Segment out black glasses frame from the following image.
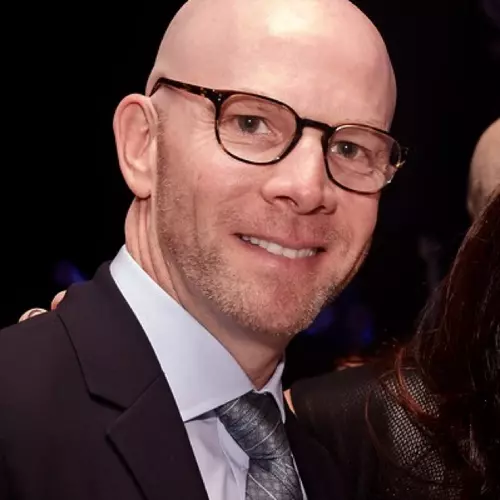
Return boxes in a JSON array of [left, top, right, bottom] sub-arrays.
[[150, 77, 408, 194]]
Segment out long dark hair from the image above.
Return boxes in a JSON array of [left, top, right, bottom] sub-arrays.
[[396, 189, 500, 498]]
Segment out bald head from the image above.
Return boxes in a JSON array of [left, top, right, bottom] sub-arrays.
[[113, 0, 402, 371], [146, 0, 396, 127], [467, 118, 500, 219]]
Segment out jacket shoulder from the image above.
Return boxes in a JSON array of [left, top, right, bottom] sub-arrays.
[[0, 311, 69, 364], [0, 311, 80, 408]]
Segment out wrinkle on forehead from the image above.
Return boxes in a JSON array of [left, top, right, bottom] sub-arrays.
[[146, 0, 396, 124]]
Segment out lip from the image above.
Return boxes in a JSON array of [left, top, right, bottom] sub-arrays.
[[235, 233, 327, 252]]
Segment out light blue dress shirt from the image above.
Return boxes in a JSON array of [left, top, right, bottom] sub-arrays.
[[109, 246, 306, 500]]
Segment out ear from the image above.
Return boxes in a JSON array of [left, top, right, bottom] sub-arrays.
[[113, 94, 159, 199]]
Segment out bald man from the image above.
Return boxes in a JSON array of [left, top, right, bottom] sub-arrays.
[[467, 118, 500, 219], [0, 1, 405, 499]]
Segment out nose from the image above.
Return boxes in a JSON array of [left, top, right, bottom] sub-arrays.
[[260, 131, 337, 215]]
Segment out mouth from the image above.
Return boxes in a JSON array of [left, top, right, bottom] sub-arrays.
[[238, 234, 325, 259]]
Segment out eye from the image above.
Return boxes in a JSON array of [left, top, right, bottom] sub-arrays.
[[236, 116, 270, 134], [331, 141, 362, 159]]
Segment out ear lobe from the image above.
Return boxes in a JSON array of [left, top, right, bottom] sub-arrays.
[[113, 94, 159, 199]]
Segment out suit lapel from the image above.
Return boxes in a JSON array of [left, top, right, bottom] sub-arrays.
[[108, 375, 209, 500], [56, 262, 344, 500], [57, 263, 209, 500], [285, 406, 346, 500]]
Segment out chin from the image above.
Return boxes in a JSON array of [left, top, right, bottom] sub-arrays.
[[227, 296, 324, 339], [192, 258, 337, 336]]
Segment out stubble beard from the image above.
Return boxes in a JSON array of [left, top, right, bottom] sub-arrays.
[[155, 133, 357, 339]]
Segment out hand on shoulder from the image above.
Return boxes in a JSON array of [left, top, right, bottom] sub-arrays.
[[18, 290, 66, 322]]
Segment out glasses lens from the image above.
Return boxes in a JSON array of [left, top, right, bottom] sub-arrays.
[[327, 125, 400, 193], [217, 94, 296, 163]]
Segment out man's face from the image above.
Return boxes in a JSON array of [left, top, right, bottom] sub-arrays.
[[151, 8, 394, 338]]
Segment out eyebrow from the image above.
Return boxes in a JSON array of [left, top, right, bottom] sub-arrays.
[[342, 118, 389, 131]]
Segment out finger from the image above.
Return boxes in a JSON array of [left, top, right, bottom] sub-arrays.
[[51, 290, 67, 310], [283, 389, 295, 414], [18, 308, 48, 322]]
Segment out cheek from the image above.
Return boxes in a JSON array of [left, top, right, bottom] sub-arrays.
[[191, 170, 248, 237], [175, 156, 247, 239], [340, 194, 379, 247], [186, 144, 262, 214], [165, 107, 264, 201]]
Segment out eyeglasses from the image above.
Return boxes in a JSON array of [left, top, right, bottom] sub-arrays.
[[150, 77, 408, 194]]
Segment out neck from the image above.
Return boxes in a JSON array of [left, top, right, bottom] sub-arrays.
[[124, 198, 284, 389]]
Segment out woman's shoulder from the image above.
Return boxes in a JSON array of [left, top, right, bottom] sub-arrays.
[[290, 362, 396, 497], [291, 361, 390, 424], [291, 361, 461, 499], [290, 358, 437, 451]]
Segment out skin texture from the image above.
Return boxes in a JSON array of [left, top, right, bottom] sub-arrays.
[[24, 0, 397, 389], [467, 118, 500, 219]]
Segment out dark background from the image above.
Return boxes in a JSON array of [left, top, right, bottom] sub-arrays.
[[2, 1, 499, 380]]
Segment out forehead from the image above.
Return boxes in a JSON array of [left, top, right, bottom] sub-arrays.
[[232, 38, 392, 128], [180, 43, 392, 130]]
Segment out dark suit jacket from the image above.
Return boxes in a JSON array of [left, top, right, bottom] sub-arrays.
[[0, 263, 344, 500]]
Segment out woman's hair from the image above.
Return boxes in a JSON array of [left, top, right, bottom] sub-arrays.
[[396, 189, 500, 498]]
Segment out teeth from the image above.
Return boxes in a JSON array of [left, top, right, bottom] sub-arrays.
[[241, 235, 317, 259]]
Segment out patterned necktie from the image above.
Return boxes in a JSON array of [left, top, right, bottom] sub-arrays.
[[215, 391, 304, 500]]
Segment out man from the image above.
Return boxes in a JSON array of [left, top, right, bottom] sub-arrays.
[[467, 118, 500, 219], [0, 0, 404, 498]]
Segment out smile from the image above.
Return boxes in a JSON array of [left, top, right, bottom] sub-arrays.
[[240, 235, 319, 259]]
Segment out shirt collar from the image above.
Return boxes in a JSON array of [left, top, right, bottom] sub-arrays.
[[109, 246, 286, 422]]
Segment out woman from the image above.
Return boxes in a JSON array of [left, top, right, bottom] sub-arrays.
[[289, 190, 500, 499]]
